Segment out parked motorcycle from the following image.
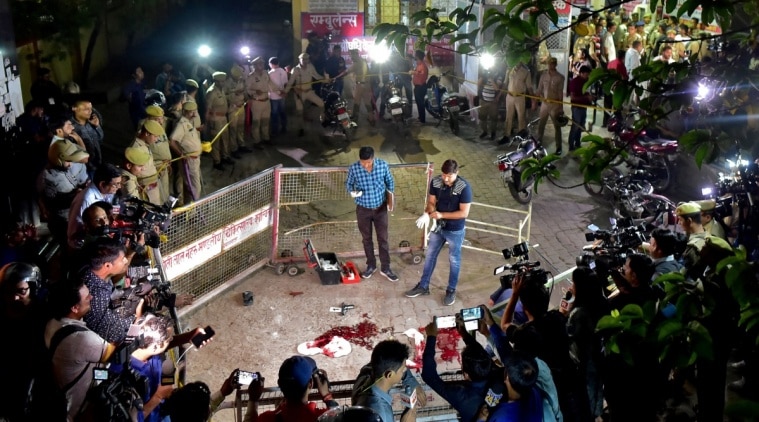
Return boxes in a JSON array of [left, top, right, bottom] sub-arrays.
[[605, 111, 679, 192], [425, 73, 469, 135], [381, 75, 412, 127], [321, 82, 356, 141], [586, 169, 679, 230], [494, 118, 548, 204]]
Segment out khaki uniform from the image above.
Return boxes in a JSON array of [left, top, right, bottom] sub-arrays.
[[504, 64, 532, 137], [625, 33, 642, 49], [286, 63, 325, 121], [536, 69, 565, 148], [120, 168, 142, 201], [704, 219, 727, 241], [225, 76, 247, 149], [129, 137, 161, 205], [245, 70, 279, 145], [170, 116, 203, 204], [148, 130, 172, 204], [205, 83, 231, 164], [681, 231, 709, 278], [349, 57, 373, 122]]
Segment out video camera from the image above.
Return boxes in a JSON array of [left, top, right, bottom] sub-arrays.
[[493, 242, 548, 290], [111, 265, 177, 314], [104, 196, 176, 249], [576, 219, 647, 279]]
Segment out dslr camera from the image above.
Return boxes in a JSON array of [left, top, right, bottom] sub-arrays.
[[494, 242, 548, 290]]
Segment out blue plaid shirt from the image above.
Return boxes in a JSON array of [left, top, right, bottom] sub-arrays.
[[346, 158, 394, 209]]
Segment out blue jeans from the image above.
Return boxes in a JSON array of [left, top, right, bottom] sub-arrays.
[[419, 228, 465, 291], [568, 106, 587, 150], [270, 99, 287, 133]]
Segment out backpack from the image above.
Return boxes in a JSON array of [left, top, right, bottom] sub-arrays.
[[27, 323, 90, 421]]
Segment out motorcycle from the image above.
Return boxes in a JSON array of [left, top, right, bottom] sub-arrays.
[[604, 110, 679, 192], [320, 82, 356, 141], [425, 73, 469, 135], [381, 75, 412, 126], [586, 168, 679, 230], [494, 118, 548, 204]]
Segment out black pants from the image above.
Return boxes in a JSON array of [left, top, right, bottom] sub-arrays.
[[356, 205, 390, 271], [414, 84, 427, 123]]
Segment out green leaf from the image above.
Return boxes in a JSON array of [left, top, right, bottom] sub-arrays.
[[665, 0, 678, 13], [657, 319, 683, 342], [596, 315, 624, 332], [694, 143, 711, 169], [620, 304, 643, 318], [612, 85, 629, 109]]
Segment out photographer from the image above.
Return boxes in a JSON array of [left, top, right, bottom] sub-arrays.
[[67, 163, 122, 250], [421, 316, 496, 422], [647, 227, 683, 279], [244, 355, 338, 421], [608, 253, 656, 311]]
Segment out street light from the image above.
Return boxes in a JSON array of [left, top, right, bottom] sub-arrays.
[[369, 41, 391, 64], [480, 53, 495, 70], [240, 46, 250, 56], [197, 44, 212, 58]]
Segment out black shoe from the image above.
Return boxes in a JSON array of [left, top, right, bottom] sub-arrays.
[[223, 157, 235, 165], [443, 289, 457, 306], [213, 163, 225, 171], [253, 143, 265, 150], [498, 136, 510, 145], [490, 132, 496, 140], [479, 131, 488, 139], [238, 146, 253, 153], [361, 266, 377, 279], [298, 129, 305, 137], [231, 151, 243, 159], [263, 140, 274, 146], [380, 269, 399, 282], [405, 284, 430, 297], [555, 150, 563, 156]]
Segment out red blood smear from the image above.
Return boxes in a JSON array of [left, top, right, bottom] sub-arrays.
[[410, 327, 462, 370], [312, 320, 393, 350]]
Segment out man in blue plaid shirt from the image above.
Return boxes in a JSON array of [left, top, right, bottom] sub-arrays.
[[346, 146, 399, 281]]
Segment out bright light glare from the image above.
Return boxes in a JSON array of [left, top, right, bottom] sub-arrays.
[[701, 187, 713, 196], [369, 42, 391, 64], [240, 46, 250, 56], [726, 159, 747, 168], [696, 82, 710, 100], [481, 53, 495, 70], [197, 44, 212, 58]]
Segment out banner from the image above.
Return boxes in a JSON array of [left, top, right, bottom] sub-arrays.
[[164, 230, 224, 280], [302, 12, 364, 39], [222, 205, 274, 250]]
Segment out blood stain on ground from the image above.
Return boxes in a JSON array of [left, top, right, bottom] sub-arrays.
[[312, 319, 393, 350]]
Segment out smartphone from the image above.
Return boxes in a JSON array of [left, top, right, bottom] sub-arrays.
[[235, 370, 258, 385], [191, 326, 215, 348], [435, 315, 456, 329], [460, 306, 482, 322], [93, 368, 109, 381]]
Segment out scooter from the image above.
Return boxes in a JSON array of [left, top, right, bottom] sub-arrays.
[[320, 82, 356, 141], [425, 73, 469, 135], [494, 118, 547, 203]]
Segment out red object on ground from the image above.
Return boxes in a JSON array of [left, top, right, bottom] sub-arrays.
[[288, 291, 304, 297], [341, 261, 360, 284], [312, 320, 392, 350], [410, 327, 462, 369]]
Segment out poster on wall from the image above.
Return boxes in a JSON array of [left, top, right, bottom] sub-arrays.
[[0, 0, 22, 135], [308, 0, 358, 13], [302, 12, 364, 40]]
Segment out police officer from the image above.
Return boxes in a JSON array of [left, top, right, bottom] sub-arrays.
[[501, 61, 533, 144], [245, 57, 281, 149], [336, 49, 373, 125], [144, 105, 172, 204], [170, 102, 203, 205], [121, 147, 150, 200], [206, 71, 234, 170], [695, 199, 728, 241], [285, 53, 330, 136], [675, 201, 710, 279], [226, 64, 250, 153], [185, 79, 204, 132], [129, 120, 164, 205], [535, 56, 565, 151]]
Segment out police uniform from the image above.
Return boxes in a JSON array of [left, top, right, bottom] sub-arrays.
[[170, 103, 203, 205], [206, 72, 232, 166], [244, 58, 280, 147], [348, 52, 373, 123], [144, 106, 173, 205], [676, 202, 711, 278], [121, 147, 150, 200], [696, 199, 728, 240], [536, 61, 565, 149], [285, 53, 326, 122], [129, 120, 164, 205], [504, 63, 532, 138], [226, 65, 248, 151]]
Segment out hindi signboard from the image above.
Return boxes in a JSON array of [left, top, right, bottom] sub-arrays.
[[301, 12, 364, 39]]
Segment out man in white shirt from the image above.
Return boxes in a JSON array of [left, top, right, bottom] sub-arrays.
[[652, 45, 676, 64], [268, 57, 289, 136], [66, 163, 121, 249]]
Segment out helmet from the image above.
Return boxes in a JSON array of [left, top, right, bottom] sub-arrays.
[[0, 262, 42, 293], [144, 89, 166, 108], [556, 112, 569, 127], [317, 406, 382, 422]]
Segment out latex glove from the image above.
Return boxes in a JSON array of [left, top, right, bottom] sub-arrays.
[[350, 191, 363, 198], [415, 213, 430, 229], [429, 219, 439, 233]]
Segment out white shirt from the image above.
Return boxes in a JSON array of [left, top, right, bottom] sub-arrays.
[[603, 32, 616, 63], [625, 48, 641, 79], [268, 67, 289, 100]]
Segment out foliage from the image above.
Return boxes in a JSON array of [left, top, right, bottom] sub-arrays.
[[372, 0, 759, 186]]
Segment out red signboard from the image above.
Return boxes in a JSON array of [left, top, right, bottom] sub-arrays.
[[301, 12, 364, 39]]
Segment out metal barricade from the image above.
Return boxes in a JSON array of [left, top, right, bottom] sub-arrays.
[[215, 373, 465, 421], [271, 163, 433, 264], [463, 201, 532, 256]]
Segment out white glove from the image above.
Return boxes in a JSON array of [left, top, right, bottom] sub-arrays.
[[415, 213, 430, 229], [429, 219, 439, 233], [350, 191, 363, 198]]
